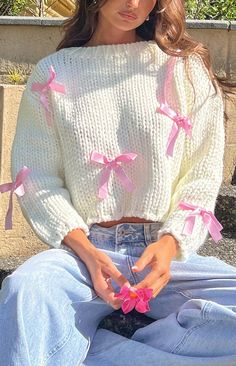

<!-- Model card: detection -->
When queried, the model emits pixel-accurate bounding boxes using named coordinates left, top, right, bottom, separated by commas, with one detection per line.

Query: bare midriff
left=96, top=217, right=156, bottom=228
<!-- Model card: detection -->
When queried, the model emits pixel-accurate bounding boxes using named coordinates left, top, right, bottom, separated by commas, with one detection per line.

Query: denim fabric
left=0, top=222, right=236, bottom=366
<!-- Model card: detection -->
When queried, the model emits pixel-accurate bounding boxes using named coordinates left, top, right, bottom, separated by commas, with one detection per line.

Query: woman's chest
left=53, top=72, right=170, bottom=149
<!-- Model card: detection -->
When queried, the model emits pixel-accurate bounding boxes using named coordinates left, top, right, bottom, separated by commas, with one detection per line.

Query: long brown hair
left=56, top=0, right=235, bottom=103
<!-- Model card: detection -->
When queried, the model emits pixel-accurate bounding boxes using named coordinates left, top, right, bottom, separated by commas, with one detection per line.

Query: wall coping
left=0, top=16, right=235, bottom=29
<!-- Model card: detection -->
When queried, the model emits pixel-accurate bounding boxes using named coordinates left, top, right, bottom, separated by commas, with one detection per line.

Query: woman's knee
left=0, top=249, right=95, bottom=304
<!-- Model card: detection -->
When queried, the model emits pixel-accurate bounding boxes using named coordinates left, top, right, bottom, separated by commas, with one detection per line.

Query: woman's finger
left=105, top=265, right=131, bottom=288
left=132, top=252, right=152, bottom=272
left=135, top=263, right=166, bottom=289
left=93, top=272, right=123, bottom=309
left=152, top=276, right=170, bottom=298
left=134, top=268, right=170, bottom=296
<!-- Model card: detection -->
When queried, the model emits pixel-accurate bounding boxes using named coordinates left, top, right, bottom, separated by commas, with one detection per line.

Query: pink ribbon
left=0, top=167, right=31, bottom=230
left=156, top=57, right=192, bottom=157
left=90, top=151, right=137, bottom=199
left=178, top=201, right=223, bottom=243
left=157, top=103, right=192, bottom=157
left=31, top=65, right=66, bottom=126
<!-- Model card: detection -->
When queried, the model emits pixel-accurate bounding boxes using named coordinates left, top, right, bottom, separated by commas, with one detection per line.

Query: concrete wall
left=0, top=18, right=236, bottom=259
left=0, top=85, right=48, bottom=258
left=0, top=18, right=235, bottom=82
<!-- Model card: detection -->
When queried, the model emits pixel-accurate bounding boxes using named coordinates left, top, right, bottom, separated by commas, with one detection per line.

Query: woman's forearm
left=63, top=228, right=96, bottom=261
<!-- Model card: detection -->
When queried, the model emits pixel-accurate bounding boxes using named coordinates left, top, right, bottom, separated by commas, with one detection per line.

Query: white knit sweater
left=11, top=40, right=225, bottom=261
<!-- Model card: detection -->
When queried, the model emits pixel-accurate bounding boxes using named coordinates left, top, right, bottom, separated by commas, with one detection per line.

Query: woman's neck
left=84, top=34, right=144, bottom=48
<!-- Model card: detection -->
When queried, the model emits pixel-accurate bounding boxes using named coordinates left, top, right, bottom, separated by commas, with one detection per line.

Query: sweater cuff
left=157, top=211, right=208, bottom=262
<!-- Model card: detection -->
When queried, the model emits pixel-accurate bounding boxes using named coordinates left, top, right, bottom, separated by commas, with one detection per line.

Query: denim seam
left=170, top=319, right=213, bottom=355
left=126, top=255, right=137, bottom=284
left=172, top=288, right=193, bottom=299
left=45, top=294, right=97, bottom=362
left=170, top=301, right=214, bottom=354
left=202, top=301, right=213, bottom=320
left=88, top=340, right=129, bottom=356
left=45, top=325, right=74, bottom=362
left=70, top=294, right=99, bottom=305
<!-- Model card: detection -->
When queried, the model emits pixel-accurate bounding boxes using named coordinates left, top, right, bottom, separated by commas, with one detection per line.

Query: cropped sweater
left=11, top=40, right=225, bottom=261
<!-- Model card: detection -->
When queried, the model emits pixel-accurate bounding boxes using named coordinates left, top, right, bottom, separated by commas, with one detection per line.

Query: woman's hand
left=85, top=247, right=131, bottom=309
left=63, top=228, right=130, bottom=309
left=132, top=234, right=179, bottom=298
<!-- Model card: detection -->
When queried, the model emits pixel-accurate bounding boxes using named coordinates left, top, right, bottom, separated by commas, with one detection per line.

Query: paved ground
left=198, top=236, right=236, bottom=267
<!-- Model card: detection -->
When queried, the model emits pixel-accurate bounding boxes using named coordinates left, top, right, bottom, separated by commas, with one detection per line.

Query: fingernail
left=132, top=266, right=138, bottom=271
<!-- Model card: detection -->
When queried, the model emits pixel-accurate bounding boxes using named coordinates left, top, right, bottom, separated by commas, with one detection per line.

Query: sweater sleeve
left=11, top=60, right=89, bottom=248
left=157, top=54, right=225, bottom=261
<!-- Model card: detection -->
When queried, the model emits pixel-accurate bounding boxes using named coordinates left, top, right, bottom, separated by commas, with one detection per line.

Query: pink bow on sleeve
left=31, top=65, right=66, bottom=126
left=90, top=151, right=137, bottom=199
left=115, top=285, right=153, bottom=314
left=157, top=103, right=192, bottom=157
left=0, top=167, right=31, bottom=230
left=178, top=201, right=223, bottom=243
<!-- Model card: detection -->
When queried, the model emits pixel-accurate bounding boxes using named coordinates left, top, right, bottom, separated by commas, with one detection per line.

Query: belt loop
left=144, top=223, right=151, bottom=244
left=115, top=223, right=120, bottom=246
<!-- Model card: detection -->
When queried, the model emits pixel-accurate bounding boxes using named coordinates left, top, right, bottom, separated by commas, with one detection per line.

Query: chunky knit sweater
left=11, top=40, right=225, bottom=261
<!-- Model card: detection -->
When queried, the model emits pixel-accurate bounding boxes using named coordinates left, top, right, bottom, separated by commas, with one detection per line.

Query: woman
left=0, top=0, right=236, bottom=365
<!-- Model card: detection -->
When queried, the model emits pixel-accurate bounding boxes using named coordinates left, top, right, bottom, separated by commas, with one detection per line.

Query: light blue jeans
left=0, top=222, right=236, bottom=366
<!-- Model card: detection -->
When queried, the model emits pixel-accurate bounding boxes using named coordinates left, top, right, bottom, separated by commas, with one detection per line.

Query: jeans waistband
left=89, top=222, right=163, bottom=244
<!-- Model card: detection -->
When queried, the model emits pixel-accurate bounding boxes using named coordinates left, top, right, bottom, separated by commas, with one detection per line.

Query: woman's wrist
left=63, top=228, right=97, bottom=260
left=159, top=234, right=180, bottom=257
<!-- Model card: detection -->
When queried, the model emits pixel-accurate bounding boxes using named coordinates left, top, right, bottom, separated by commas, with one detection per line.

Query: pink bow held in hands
left=90, top=151, right=137, bottom=199
left=157, top=103, right=192, bottom=157
left=0, top=166, right=31, bottom=230
left=178, top=201, right=223, bottom=243
left=115, top=285, right=153, bottom=314
left=31, top=65, right=66, bottom=126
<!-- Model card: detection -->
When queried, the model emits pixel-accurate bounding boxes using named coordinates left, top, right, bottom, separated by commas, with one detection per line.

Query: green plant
left=185, top=0, right=236, bottom=20
left=7, top=65, right=32, bottom=85
left=0, top=0, right=29, bottom=16
left=0, top=0, right=57, bottom=17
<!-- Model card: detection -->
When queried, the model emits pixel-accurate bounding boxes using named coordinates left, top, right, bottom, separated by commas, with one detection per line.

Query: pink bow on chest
left=90, top=151, right=137, bottom=199
left=0, top=166, right=31, bottom=230
left=178, top=201, right=223, bottom=243
left=31, top=65, right=66, bottom=126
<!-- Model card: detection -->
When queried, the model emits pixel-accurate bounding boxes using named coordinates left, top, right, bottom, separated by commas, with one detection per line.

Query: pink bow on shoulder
left=157, top=103, right=192, bottom=157
left=115, top=285, right=153, bottom=314
left=90, top=151, right=137, bottom=199
left=31, top=65, right=66, bottom=126
left=0, top=167, right=31, bottom=230
left=156, top=57, right=192, bottom=157
left=178, top=201, right=223, bottom=243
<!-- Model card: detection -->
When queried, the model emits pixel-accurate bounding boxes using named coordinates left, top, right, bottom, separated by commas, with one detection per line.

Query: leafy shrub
left=185, top=0, right=236, bottom=20
left=0, top=0, right=29, bottom=16
left=0, top=0, right=236, bottom=20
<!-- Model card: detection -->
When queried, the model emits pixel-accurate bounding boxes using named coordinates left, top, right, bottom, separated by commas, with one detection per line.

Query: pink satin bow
left=90, top=151, right=137, bottom=199
left=157, top=103, right=192, bottom=157
left=178, top=201, right=223, bottom=243
left=0, top=166, right=31, bottom=230
left=31, top=65, right=66, bottom=126
left=115, top=285, right=153, bottom=314
left=156, top=57, right=192, bottom=157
